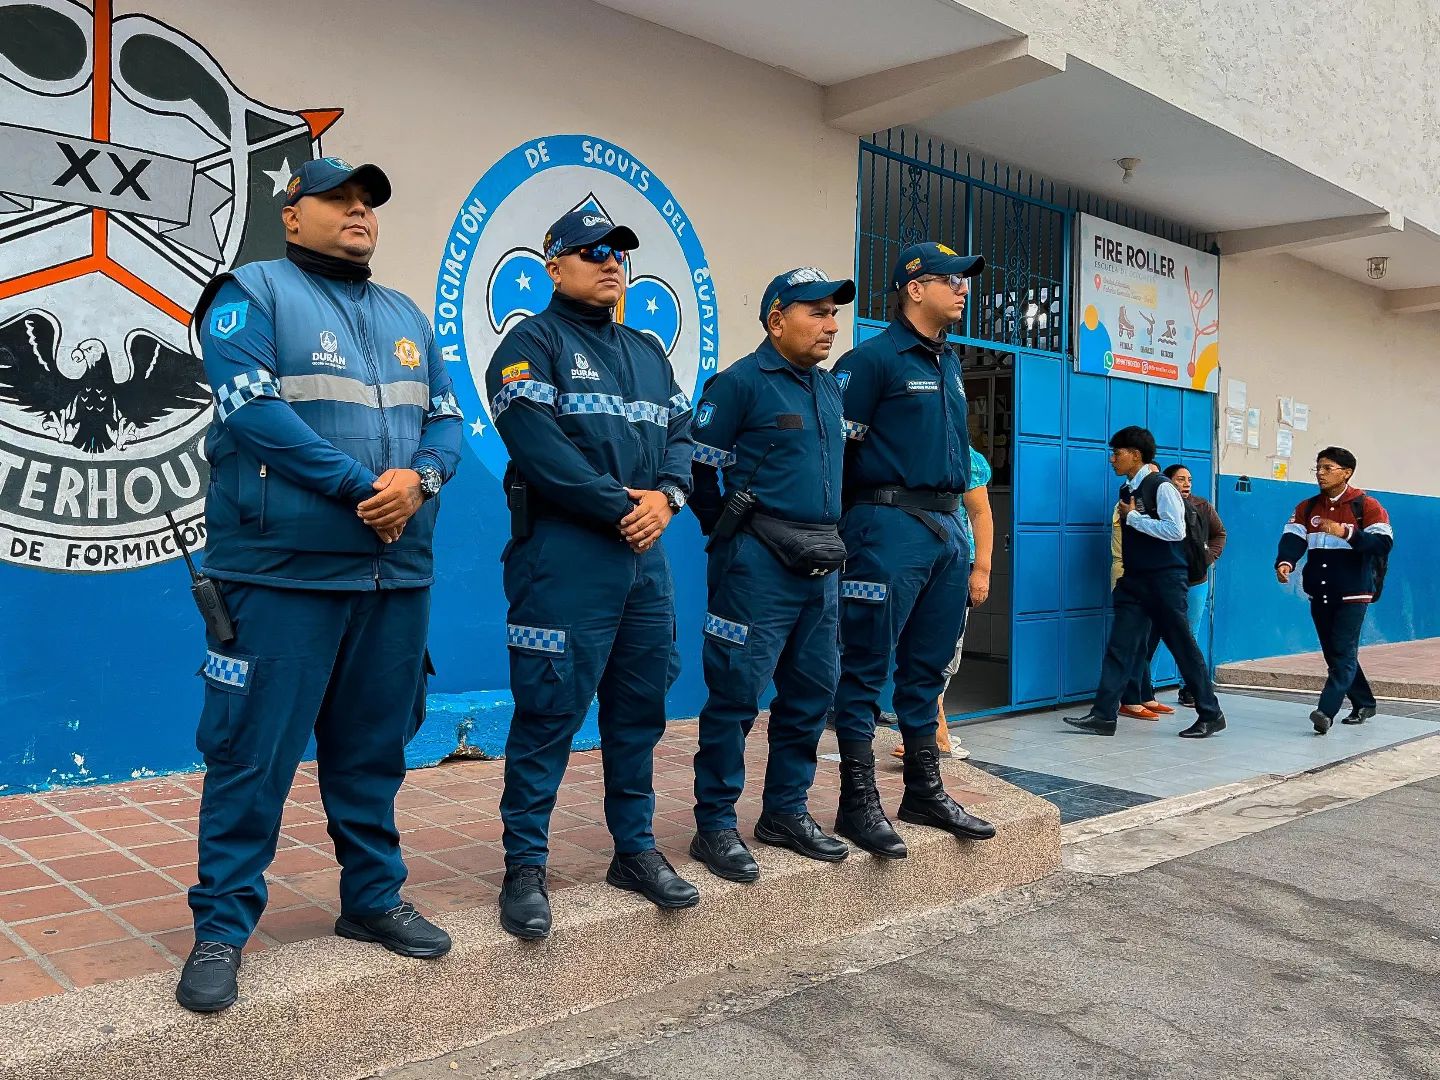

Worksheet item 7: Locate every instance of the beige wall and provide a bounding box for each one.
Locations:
[987,0,1440,232]
[1219,253,1440,497]
[134,0,858,360]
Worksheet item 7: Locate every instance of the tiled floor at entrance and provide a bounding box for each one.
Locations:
[0,720,985,1007]
[952,689,1438,802]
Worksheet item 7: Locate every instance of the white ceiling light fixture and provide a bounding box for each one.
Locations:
[1116,156,1141,185]
[1367,256,1388,280]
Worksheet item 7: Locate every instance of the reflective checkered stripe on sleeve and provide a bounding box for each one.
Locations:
[692,442,736,469]
[842,419,869,442]
[703,613,749,645]
[506,624,568,654]
[491,380,558,417]
[428,390,463,420]
[841,580,888,601]
[668,390,692,416]
[214,370,280,422]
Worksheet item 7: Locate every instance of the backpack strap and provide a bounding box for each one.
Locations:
[1349,495,1366,525]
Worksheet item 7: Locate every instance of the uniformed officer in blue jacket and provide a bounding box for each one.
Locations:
[486,209,697,938]
[177,159,463,1012]
[686,268,855,881]
[829,242,996,858]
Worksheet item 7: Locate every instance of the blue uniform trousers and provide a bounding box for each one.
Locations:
[1094,569,1223,724]
[499,520,673,865]
[1311,599,1375,718]
[190,583,430,946]
[832,504,969,744]
[693,533,839,830]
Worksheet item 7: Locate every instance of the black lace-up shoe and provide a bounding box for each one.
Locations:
[1341,706,1376,726]
[754,812,850,862]
[176,940,241,1013]
[334,900,451,958]
[606,849,700,909]
[689,829,760,882]
[834,751,907,859]
[897,744,996,841]
[499,865,552,939]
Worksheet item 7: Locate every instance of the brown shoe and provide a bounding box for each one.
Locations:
[1119,704,1160,720]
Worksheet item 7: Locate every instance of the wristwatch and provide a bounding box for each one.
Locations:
[417,466,443,501]
[659,483,686,513]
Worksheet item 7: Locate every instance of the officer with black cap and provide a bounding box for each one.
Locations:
[179,157,463,1012]
[686,268,855,881]
[829,242,997,858]
[485,208,697,938]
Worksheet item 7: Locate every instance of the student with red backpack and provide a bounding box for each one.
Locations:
[1275,446,1393,734]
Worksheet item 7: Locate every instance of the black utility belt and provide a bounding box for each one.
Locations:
[850,487,961,513]
[744,512,846,578]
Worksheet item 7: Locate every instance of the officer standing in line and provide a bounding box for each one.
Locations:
[179,158,463,1012]
[686,268,855,881]
[485,209,698,939]
[829,243,996,858]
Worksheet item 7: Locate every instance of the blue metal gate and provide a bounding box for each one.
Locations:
[855,130,1220,712]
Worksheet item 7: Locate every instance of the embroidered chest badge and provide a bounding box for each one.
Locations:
[394,338,422,368]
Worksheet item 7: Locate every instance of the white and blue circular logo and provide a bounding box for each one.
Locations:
[434,134,718,479]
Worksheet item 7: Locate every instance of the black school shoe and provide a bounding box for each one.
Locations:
[334,900,451,958]
[607,849,701,909]
[754,812,850,862]
[176,941,241,1013]
[1341,706,1376,726]
[499,865,552,939]
[690,828,761,882]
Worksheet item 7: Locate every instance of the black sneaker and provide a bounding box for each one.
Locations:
[176,941,241,1013]
[334,900,451,958]
[499,865,552,939]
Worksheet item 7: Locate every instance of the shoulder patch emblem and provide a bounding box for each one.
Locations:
[394,337,422,368]
[695,401,715,427]
[905,257,922,274]
[834,370,851,392]
[501,361,531,385]
[210,301,248,340]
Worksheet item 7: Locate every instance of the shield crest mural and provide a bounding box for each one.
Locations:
[0,0,345,572]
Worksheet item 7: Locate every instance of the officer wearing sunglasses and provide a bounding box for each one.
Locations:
[484,209,698,939]
[828,241,996,858]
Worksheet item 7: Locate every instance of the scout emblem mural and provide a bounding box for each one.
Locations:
[0,0,345,571]
[434,134,719,481]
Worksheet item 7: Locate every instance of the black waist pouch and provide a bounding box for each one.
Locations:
[746,513,847,578]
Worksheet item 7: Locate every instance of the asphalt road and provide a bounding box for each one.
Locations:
[557,777,1440,1080]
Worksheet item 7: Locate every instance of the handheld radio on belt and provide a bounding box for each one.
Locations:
[164,512,236,644]
[707,443,773,549]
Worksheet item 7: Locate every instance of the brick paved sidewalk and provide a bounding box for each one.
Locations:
[0,721,977,1007]
[1218,636,1440,700]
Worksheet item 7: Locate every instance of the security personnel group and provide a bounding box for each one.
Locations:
[179,157,1000,1013]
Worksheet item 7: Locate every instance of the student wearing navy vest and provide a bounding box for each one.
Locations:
[179,159,462,1013]
[1065,426,1226,739]
[1275,446,1393,734]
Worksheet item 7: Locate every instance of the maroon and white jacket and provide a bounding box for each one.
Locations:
[1275,486,1393,604]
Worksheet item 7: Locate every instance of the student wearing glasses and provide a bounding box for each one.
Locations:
[484,209,698,939]
[828,242,998,860]
[1275,447,1394,734]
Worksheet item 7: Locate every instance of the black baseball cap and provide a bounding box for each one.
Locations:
[543,209,640,260]
[891,241,984,291]
[284,157,392,207]
[760,267,856,325]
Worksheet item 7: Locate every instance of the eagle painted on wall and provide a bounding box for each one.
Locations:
[0,310,210,453]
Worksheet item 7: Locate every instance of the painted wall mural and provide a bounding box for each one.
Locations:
[0,0,343,572]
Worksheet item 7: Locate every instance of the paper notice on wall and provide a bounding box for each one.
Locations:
[1225,412,1246,445]
[1272,460,1289,481]
[1292,402,1309,431]
[1246,407,1261,448]
[1276,426,1294,458]
[1226,379,1247,413]
[1278,396,1295,426]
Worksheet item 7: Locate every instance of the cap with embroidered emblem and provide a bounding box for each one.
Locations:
[759,267,856,325]
[890,242,984,291]
[284,157,392,207]
[543,210,640,260]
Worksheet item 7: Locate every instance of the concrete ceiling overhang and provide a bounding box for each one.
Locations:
[594,0,1440,310]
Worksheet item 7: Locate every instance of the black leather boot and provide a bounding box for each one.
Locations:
[833,746,907,859]
[897,741,995,841]
[689,828,760,882]
[499,865,552,939]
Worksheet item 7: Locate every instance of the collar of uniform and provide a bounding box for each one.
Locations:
[1124,462,1159,491]
[885,316,948,358]
[1326,484,1359,504]
[755,337,814,382]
